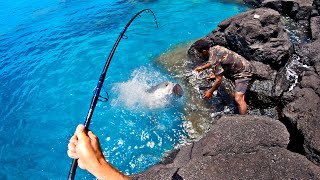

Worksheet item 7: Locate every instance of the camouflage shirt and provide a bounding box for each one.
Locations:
[208,45,255,79]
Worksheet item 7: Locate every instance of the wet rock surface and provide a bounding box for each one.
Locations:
[133,0,320,179]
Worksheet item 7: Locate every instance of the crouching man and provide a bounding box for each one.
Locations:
[193,39,255,115]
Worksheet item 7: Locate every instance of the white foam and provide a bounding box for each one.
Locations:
[286,55,311,91]
[111,67,174,109]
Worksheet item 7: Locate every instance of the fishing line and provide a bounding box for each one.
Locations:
[68,9,158,180]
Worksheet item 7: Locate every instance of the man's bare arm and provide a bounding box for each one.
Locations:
[203,74,223,99]
[194,63,211,72]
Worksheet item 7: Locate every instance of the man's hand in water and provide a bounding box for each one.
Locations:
[194,63,211,72]
[203,89,214,99]
[206,74,215,80]
[194,66,203,72]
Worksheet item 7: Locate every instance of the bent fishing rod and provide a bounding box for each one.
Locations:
[68,9,158,180]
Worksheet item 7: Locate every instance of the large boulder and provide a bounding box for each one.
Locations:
[244,0,314,25]
[208,8,293,68]
[188,8,293,68]
[131,115,320,179]
[178,148,320,180]
[190,115,289,158]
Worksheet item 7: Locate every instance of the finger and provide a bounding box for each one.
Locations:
[69,135,78,144]
[77,159,86,170]
[75,124,88,140]
[88,131,101,150]
[68,142,76,152]
[67,150,78,159]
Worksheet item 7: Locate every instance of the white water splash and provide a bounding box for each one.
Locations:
[286,55,311,91]
[111,67,178,109]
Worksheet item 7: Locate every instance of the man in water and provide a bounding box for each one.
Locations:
[193,39,255,115]
[67,124,129,180]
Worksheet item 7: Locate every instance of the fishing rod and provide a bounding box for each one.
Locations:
[68,9,158,180]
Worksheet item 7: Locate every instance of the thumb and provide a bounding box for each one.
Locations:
[75,124,88,140]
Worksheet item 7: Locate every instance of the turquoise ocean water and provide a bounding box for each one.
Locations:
[0,0,247,179]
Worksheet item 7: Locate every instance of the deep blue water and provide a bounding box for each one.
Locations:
[0,0,247,179]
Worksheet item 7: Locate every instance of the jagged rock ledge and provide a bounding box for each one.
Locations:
[131,0,320,179]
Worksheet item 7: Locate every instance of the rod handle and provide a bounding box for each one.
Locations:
[68,159,78,180]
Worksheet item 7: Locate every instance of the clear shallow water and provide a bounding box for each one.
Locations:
[0,0,247,179]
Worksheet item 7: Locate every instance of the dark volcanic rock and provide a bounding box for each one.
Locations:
[133,149,320,180]
[132,115,320,179]
[244,0,314,25]
[283,87,320,165]
[300,71,320,95]
[208,8,293,68]
[295,40,320,67]
[188,8,293,68]
[280,30,320,165]
[250,61,277,80]
[311,16,320,41]
[246,61,279,108]
[131,164,177,180]
[190,115,289,158]
[178,148,320,180]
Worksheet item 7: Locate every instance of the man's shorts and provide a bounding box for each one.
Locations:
[235,78,251,94]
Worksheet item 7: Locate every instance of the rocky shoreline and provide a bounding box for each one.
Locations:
[131,0,320,179]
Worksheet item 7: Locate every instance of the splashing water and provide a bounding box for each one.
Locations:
[111,67,183,109]
[286,54,312,91]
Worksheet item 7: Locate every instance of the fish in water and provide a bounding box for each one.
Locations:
[147,81,183,97]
